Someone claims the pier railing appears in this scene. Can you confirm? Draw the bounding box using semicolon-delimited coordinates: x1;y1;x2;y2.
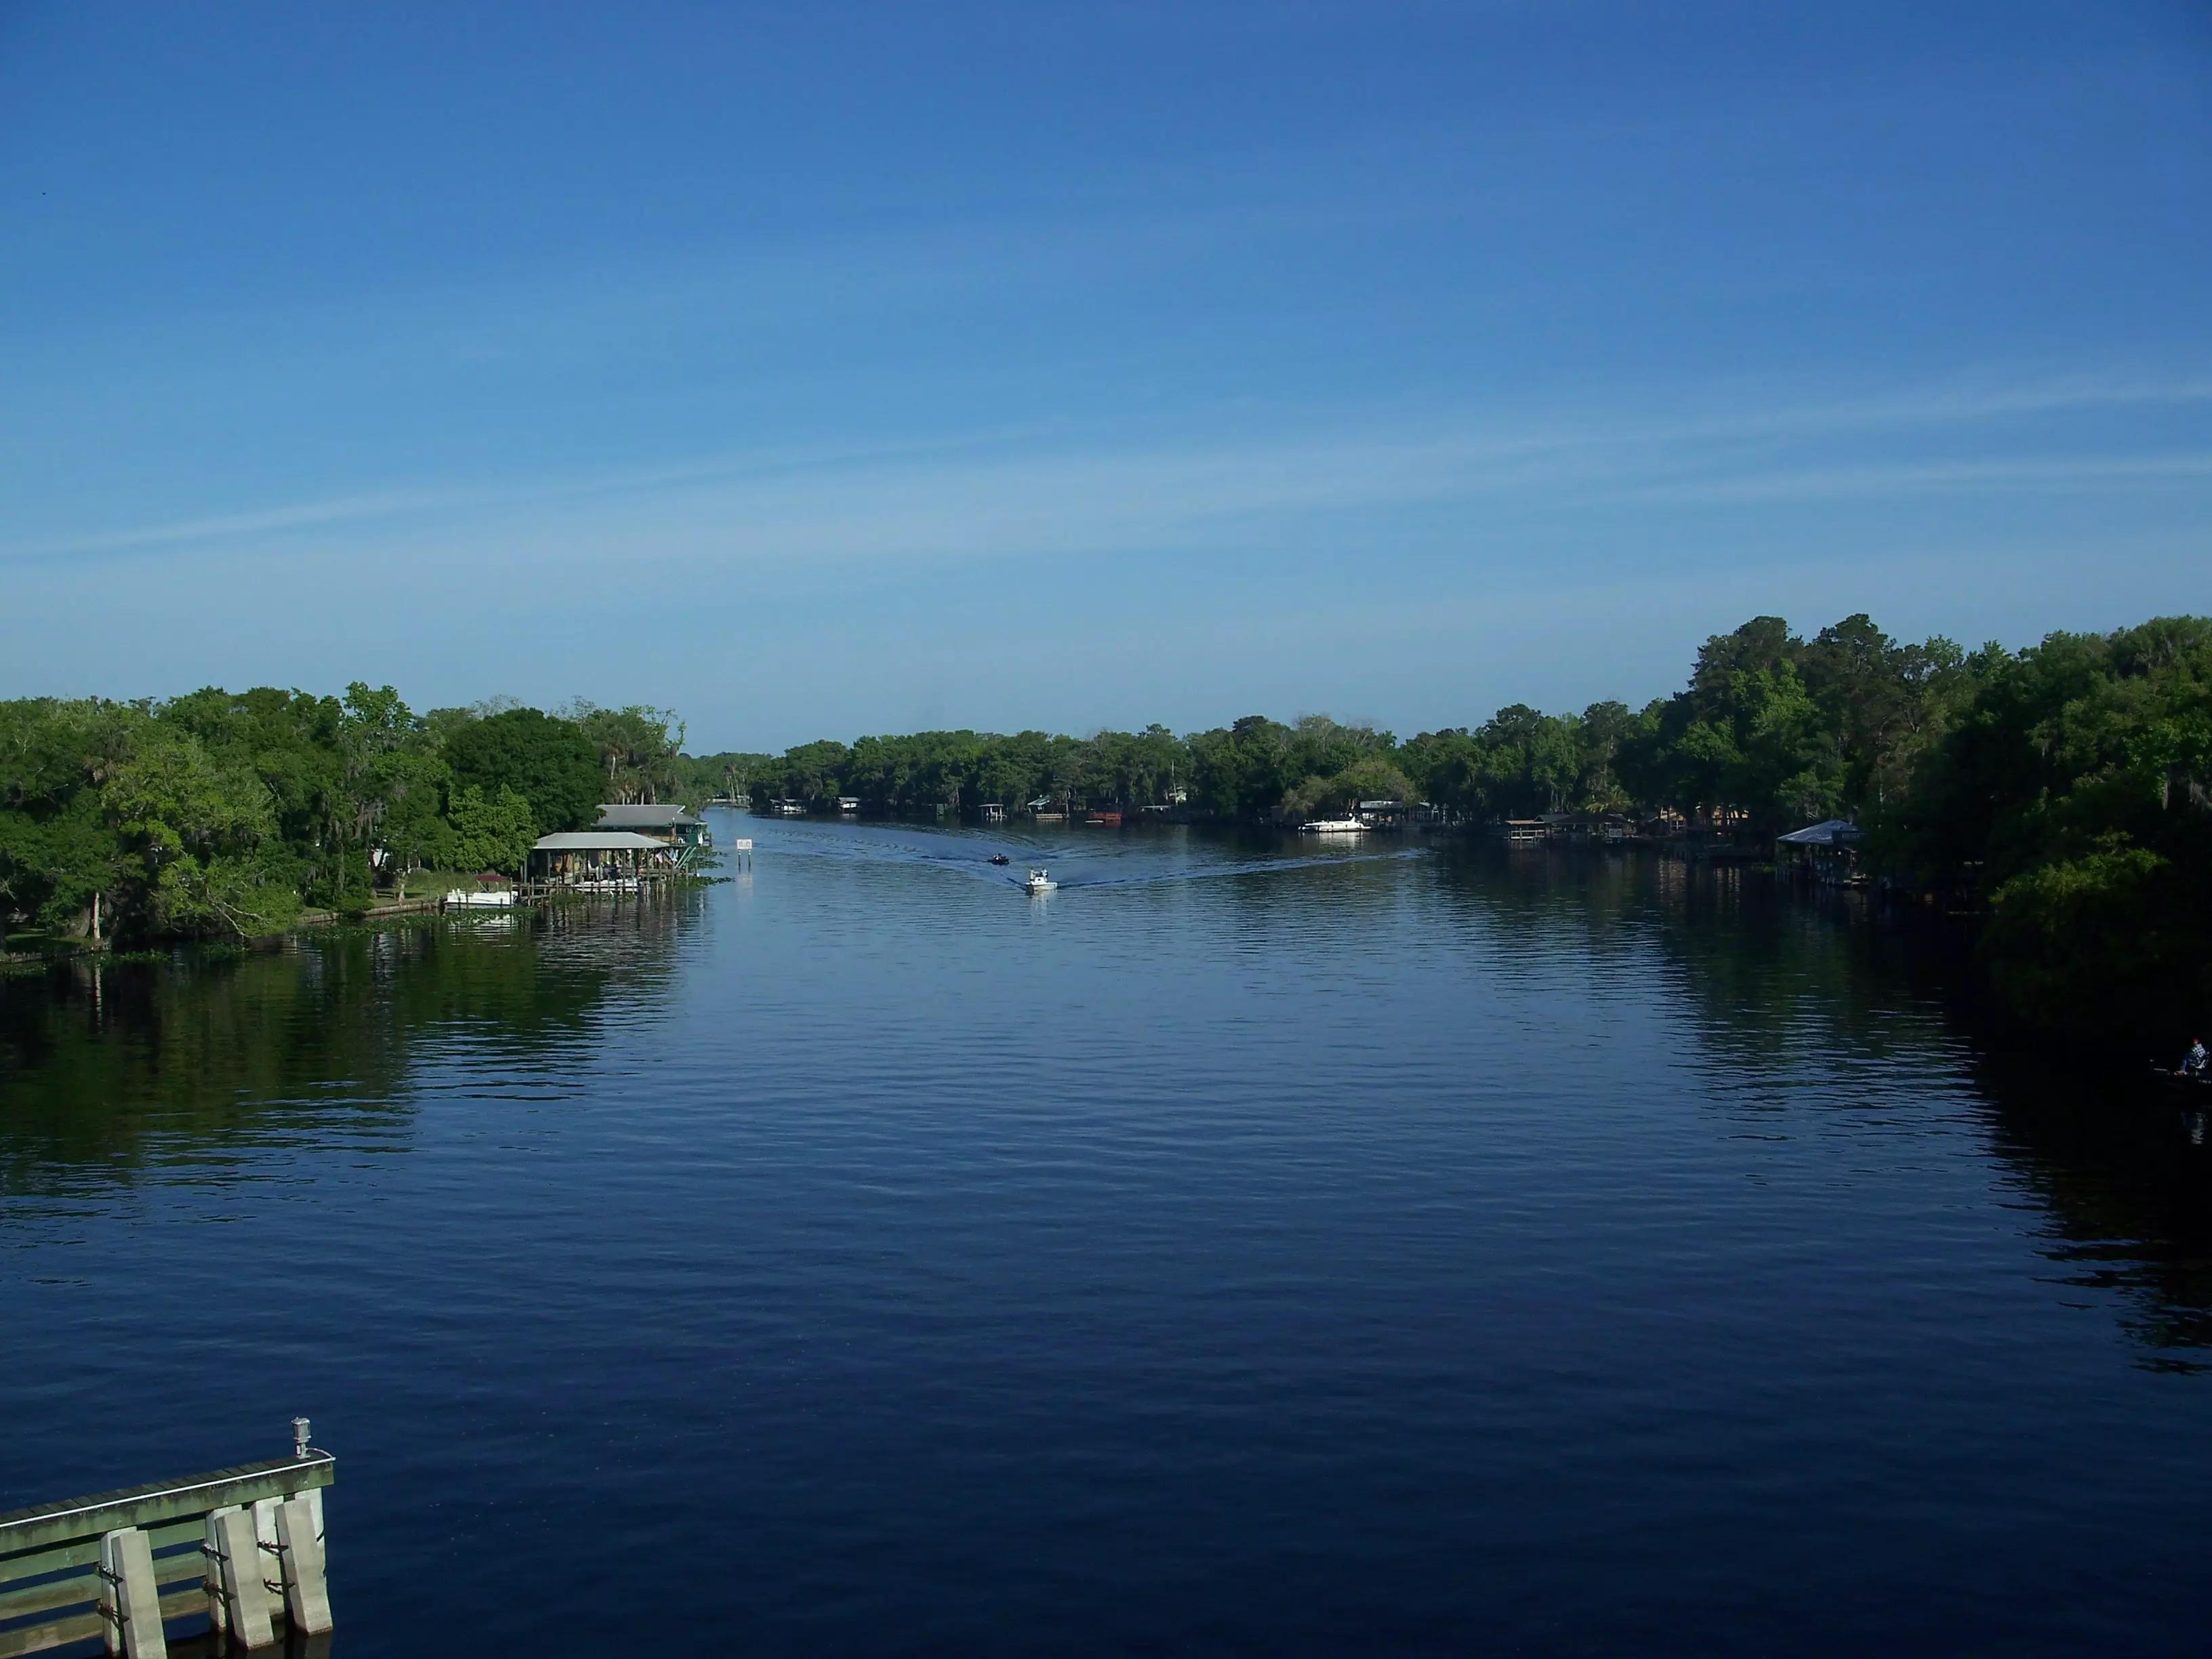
0;1424;333;1658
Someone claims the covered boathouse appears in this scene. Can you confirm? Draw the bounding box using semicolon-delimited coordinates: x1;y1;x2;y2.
1776;818;1865;885
528;830;682;893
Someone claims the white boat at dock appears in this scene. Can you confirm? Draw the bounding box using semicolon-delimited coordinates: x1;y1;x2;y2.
1025;867;1058;895
1300;815;1366;834
443;888;517;909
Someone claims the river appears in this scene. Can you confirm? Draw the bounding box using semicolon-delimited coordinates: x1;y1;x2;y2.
4;813;2209;1654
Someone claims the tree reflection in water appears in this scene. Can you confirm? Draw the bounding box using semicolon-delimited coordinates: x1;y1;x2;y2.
1428;841;2212;1370
0;890;700;1200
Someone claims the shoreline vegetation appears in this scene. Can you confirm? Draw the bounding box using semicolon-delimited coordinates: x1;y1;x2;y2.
3;613;2206;1047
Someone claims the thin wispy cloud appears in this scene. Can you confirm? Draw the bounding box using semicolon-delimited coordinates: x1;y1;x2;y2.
14;367;2209;572
1643;452;2212;505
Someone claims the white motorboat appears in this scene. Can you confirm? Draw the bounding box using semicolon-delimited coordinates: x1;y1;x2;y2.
1300;815;1366;834
1025;867;1058;895
443;888;517;909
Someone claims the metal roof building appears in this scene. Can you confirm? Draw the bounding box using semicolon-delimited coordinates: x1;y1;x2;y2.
593;804;703;830
533;831;674;854
1776;818;1864;886
1775;819;1863;847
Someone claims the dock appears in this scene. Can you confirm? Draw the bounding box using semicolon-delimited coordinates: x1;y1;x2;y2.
0;1423;333;1658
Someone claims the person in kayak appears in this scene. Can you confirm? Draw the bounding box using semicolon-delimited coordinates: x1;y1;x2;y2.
2186;1038;2209;1078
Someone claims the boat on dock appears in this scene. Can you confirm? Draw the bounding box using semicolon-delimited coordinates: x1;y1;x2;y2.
1300;814;1366;834
443;888;518;909
1025;867;1057;895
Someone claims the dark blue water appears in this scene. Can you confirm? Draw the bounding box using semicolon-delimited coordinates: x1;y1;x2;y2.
5;815;2211;1654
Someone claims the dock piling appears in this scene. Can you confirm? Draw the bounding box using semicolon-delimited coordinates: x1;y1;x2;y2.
273;1497;332;1635
210;1506;276;1647
0;1424;333;1656
201;1509;231;1639
96;1528;165;1659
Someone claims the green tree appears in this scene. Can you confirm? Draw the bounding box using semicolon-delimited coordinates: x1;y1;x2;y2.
102;728;297;937
0;698;139;934
445;785;537;874
1575;700;1650;813
1873;615;2212;1042
445;708;602;833
572;701;691;805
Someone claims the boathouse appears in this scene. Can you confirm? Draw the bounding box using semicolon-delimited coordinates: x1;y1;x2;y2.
528;830;680;890
593;803;712;853
1776;818;1864;885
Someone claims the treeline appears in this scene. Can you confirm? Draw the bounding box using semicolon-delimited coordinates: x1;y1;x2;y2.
4;611;2205;1045
716;613;1975;831
723;611;2211;1043
0;692;692;940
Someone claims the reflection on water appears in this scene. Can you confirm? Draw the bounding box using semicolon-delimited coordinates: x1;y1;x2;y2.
1433;842;2212;1368
6;843;2207;1361
1980;1063;2212;1368
3;827;2210;1653
0;890;701;1200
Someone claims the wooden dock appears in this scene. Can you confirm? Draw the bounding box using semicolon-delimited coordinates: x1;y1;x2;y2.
0;1424;333;1658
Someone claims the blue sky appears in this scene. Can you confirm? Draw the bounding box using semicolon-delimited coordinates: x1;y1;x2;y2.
3;3;2209;751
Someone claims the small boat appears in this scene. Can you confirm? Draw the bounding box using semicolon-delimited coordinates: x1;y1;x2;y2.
1300;815;1366;834
989;853;1011;865
443;888;517;910
2152;1065;2212;1095
1025;867;1057;895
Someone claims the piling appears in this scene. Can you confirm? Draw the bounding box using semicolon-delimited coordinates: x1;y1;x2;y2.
0;1423;333;1656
